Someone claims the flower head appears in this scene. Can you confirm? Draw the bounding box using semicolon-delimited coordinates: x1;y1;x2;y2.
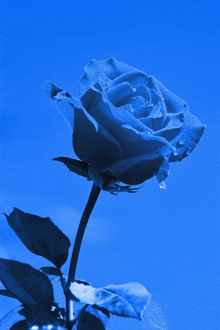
44;58;205;193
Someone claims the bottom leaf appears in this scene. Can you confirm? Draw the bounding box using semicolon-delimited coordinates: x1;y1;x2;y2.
0;306;25;330
77;311;106;330
10;320;28;330
142;300;167;330
24;305;62;328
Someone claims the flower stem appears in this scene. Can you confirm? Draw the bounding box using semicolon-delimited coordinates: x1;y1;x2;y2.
65;183;101;329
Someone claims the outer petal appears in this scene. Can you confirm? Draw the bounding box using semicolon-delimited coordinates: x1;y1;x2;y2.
44;82;122;168
102;154;166;185
151;76;189;114
80;87;174;161
171;114;205;162
87;166;143;193
72;101;122;168
80;57;140;98
44;81;74;128
153;113;185;141
155;112;205;162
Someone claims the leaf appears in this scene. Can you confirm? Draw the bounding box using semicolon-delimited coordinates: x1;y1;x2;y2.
75;279;90;286
0;306;26;330
40;267;61;276
24;305;63;328
10;320;28;329
87;305;109;326
53;157;90;179
4;208;71;268
70;282;151;320
77;306;109;330
0;259;54;309
141;300;167;330
0;289;17;298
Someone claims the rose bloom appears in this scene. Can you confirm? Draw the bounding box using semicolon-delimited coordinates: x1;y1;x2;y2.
44;58;205;193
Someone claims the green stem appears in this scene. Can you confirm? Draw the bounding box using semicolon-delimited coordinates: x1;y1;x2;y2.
65;183;101;329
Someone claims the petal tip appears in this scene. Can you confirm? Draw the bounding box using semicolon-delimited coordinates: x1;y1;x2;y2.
43;81;63;99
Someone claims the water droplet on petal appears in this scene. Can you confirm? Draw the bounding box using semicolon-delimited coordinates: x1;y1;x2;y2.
178;139;185;146
159;181;166;189
147;131;151;134
30;326;39;330
186;148;191;155
173;151;179;156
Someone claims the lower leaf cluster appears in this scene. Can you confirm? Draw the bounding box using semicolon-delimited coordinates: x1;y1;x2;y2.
0;208;166;330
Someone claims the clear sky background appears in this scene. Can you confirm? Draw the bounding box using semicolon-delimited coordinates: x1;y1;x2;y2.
0;1;219;329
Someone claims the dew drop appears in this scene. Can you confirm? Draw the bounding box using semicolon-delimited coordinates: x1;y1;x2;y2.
178;139;185;146
186;148;191;155
147;131;151;134
30;326;39;330
173;151;179;156
159;181;166;189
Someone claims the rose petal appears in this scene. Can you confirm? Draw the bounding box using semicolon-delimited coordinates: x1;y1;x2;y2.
106;82;135;107
152;77;189;114
80;87;174;161
147;87;162;105
98;72;112;91
111;71;149;88
167;112;205;162
44;83;122;168
72;106;122;168
88;166;111;189
153;113;185;141
133;85;151;102
102;153;166;185
80;57;138;98
128;96;146;106
131;105;152;119
146;76;168;123
81;86;151;135
156;157;170;184
139;113;164;131
43;81;74;128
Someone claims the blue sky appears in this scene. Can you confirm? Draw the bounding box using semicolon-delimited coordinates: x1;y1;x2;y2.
0;1;220;329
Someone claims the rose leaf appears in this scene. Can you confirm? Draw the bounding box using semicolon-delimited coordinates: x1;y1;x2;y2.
141;300;167;330
4;208;71;268
77;305;110;330
40;266;62;276
9;320;28;330
53;157;90;179
70;281;151;320
0;259;54;309
24;305;64;329
0;306;26;330
0;289;17;299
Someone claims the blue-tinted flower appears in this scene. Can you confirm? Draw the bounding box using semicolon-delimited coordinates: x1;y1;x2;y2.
44;58;205;193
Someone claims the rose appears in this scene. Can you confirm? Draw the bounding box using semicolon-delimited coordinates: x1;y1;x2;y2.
44;58;205;193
